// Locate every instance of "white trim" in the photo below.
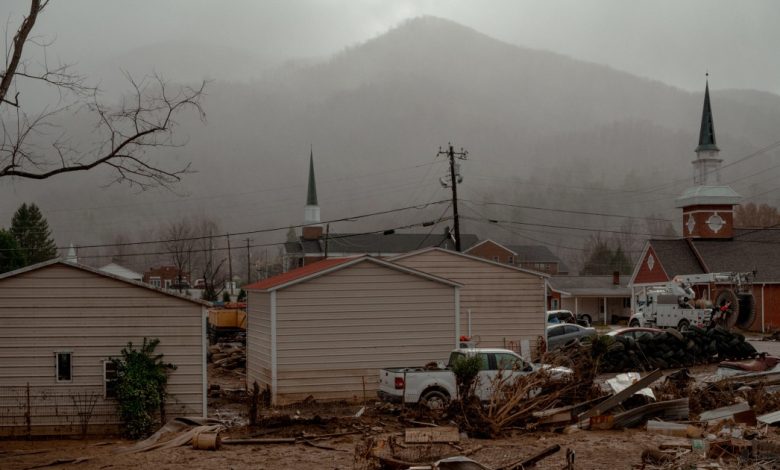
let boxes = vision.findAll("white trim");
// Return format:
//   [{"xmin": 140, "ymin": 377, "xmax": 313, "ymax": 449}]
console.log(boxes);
[
  {"xmin": 682, "ymin": 209, "xmax": 735, "ymax": 215},
  {"xmin": 0, "ymin": 258, "xmax": 210, "ymax": 306},
  {"xmin": 201, "ymin": 306, "xmax": 208, "ymax": 417},
  {"xmin": 454, "ymin": 287, "xmax": 461, "ymax": 347},
  {"xmin": 463, "ymin": 238, "xmax": 519, "ymax": 256},
  {"xmin": 628, "ymin": 241, "xmax": 651, "ymax": 287},
  {"xmin": 389, "ymin": 247, "xmax": 549, "ymax": 279},
  {"xmin": 270, "ymin": 290, "xmax": 278, "ymax": 406},
  {"xmin": 251, "ymin": 256, "xmax": 464, "ymax": 292}
]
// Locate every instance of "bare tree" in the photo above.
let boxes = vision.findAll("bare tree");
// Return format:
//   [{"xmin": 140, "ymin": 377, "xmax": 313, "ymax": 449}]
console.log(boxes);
[
  {"xmin": 163, "ymin": 218, "xmax": 196, "ymax": 292},
  {"xmin": 0, "ymin": 0, "xmax": 206, "ymax": 188},
  {"xmin": 735, "ymin": 202, "xmax": 780, "ymax": 228}
]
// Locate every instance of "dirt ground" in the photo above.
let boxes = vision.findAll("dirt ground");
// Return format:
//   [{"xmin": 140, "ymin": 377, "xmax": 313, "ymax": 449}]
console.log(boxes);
[
  {"xmin": 1, "ymin": 425, "xmax": 734, "ymax": 470},
  {"xmin": 3, "ymin": 338, "xmax": 780, "ymax": 470}
]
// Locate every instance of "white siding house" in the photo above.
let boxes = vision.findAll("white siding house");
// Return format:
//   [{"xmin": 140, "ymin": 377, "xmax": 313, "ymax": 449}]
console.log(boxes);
[
  {"xmin": 245, "ymin": 256, "xmax": 461, "ymax": 405},
  {"xmin": 0, "ymin": 260, "xmax": 208, "ymax": 437},
  {"xmin": 391, "ymin": 248, "xmax": 548, "ymax": 357}
]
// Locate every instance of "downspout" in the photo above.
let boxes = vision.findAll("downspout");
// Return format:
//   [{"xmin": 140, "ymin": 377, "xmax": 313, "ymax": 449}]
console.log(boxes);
[
  {"xmin": 762, "ymin": 284, "xmax": 766, "ymax": 333},
  {"xmin": 454, "ymin": 287, "xmax": 461, "ymax": 347},
  {"xmin": 201, "ymin": 306, "xmax": 208, "ymax": 417},
  {"xmin": 270, "ymin": 290, "xmax": 277, "ymax": 406}
]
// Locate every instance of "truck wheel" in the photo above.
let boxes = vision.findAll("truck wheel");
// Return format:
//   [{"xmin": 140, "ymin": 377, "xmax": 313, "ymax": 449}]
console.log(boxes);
[
  {"xmin": 580, "ymin": 314, "xmax": 592, "ymax": 327},
  {"xmin": 715, "ymin": 289, "xmax": 739, "ymax": 329},
  {"xmin": 629, "ymin": 319, "xmax": 640, "ymax": 327},
  {"xmin": 420, "ymin": 389, "xmax": 450, "ymax": 411},
  {"xmin": 677, "ymin": 319, "xmax": 690, "ymax": 333},
  {"xmin": 736, "ymin": 294, "xmax": 756, "ymax": 330}
]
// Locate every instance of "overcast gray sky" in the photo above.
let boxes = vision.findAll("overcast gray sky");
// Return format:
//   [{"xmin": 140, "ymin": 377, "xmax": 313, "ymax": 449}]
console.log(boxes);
[{"xmin": 3, "ymin": 0, "xmax": 779, "ymax": 94}]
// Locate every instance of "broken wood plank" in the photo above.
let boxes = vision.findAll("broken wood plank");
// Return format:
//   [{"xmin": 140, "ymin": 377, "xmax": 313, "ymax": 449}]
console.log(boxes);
[
  {"xmin": 404, "ymin": 426, "xmax": 460, "ymax": 443},
  {"xmin": 221, "ymin": 438, "xmax": 296, "ymax": 445},
  {"xmin": 579, "ymin": 369, "xmax": 663, "ymax": 421}
]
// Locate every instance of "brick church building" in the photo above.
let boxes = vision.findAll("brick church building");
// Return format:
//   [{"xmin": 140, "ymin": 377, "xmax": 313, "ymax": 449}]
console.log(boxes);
[{"xmin": 629, "ymin": 80, "xmax": 780, "ymax": 332}]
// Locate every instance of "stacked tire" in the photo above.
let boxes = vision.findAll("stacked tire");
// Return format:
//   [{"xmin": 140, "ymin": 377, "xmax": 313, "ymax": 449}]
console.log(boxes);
[{"xmin": 599, "ymin": 326, "xmax": 757, "ymax": 373}]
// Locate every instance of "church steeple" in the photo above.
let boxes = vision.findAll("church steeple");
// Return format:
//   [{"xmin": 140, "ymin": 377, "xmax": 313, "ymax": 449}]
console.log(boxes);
[
  {"xmin": 696, "ymin": 78, "xmax": 719, "ymax": 153},
  {"xmin": 306, "ymin": 145, "xmax": 318, "ymax": 206},
  {"xmin": 676, "ymin": 76, "xmax": 741, "ymax": 239},
  {"xmin": 303, "ymin": 146, "xmax": 321, "ymax": 227}
]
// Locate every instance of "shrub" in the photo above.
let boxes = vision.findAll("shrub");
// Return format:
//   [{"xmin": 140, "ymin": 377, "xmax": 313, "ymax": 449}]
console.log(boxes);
[
  {"xmin": 110, "ymin": 338, "xmax": 176, "ymax": 439},
  {"xmin": 222, "ymin": 290, "xmax": 231, "ymax": 302},
  {"xmin": 451, "ymin": 354, "xmax": 482, "ymax": 399}
]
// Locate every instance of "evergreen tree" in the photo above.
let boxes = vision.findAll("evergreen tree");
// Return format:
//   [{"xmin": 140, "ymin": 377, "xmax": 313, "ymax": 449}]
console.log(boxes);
[
  {"xmin": 10, "ymin": 203, "xmax": 58, "ymax": 265},
  {"xmin": 581, "ymin": 236, "xmax": 633, "ymax": 275},
  {"xmin": 0, "ymin": 229, "xmax": 25, "ymax": 273}
]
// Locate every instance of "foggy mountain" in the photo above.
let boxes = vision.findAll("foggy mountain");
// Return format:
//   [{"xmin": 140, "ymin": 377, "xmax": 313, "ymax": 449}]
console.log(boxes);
[{"xmin": 2, "ymin": 16, "xmax": 779, "ymax": 273}]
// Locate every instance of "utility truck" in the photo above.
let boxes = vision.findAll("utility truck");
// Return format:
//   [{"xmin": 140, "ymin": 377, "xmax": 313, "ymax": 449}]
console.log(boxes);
[
  {"xmin": 377, "ymin": 348, "xmax": 571, "ymax": 410},
  {"xmin": 629, "ymin": 272, "xmax": 754, "ymax": 331}
]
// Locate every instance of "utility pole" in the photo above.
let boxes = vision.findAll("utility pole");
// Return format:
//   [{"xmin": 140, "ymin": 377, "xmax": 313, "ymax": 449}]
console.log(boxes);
[
  {"xmin": 438, "ymin": 142, "xmax": 468, "ymax": 251},
  {"xmin": 245, "ymin": 238, "xmax": 252, "ymax": 285}
]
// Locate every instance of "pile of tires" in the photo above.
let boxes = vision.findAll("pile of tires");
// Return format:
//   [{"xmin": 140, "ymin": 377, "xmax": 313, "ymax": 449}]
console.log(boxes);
[{"xmin": 599, "ymin": 326, "xmax": 757, "ymax": 373}]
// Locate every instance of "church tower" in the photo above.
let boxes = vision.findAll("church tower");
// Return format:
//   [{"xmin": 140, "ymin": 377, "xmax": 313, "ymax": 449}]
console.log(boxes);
[
  {"xmin": 302, "ymin": 146, "xmax": 323, "ymax": 240},
  {"xmin": 675, "ymin": 78, "xmax": 741, "ymax": 239}
]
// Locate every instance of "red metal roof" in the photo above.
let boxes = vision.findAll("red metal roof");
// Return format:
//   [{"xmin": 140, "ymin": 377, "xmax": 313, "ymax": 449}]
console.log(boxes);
[{"xmin": 243, "ymin": 257, "xmax": 353, "ymax": 291}]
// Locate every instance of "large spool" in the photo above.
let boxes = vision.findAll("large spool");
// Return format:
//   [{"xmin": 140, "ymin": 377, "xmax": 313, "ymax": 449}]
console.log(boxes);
[{"xmin": 192, "ymin": 431, "xmax": 221, "ymax": 450}]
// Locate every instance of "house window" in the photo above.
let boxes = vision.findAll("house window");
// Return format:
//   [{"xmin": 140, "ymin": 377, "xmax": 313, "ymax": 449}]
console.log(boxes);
[
  {"xmin": 150, "ymin": 278, "xmax": 161, "ymax": 288},
  {"xmin": 507, "ymin": 255, "xmax": 514, "ymax": 264},
  {"xmin": 104, "ymin": 361, "xmax": 118, "ymax": 398},
  {"xmin": 551, "ymin": 298, "xmax": 560, "ymax": 309},
  {"xmin": 56, "ymin": 352, "xmax": 72, "ymax": 382},
  {"xmin": 492, "ymin": 256, "xmax": 500, "ymax": 262},
  {"xmin": 164, "ymin": 279, "xmax": 172, "ymax": 289}
]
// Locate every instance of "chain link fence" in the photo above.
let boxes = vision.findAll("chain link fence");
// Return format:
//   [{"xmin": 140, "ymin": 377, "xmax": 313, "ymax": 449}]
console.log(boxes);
[{"xmin": 0, "ymin": 384, "xmax": 119, "ymax": 437}]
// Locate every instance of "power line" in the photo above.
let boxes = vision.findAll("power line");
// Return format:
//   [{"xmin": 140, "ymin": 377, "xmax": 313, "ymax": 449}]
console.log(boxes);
[
  {"xmin": 68, "ymin": 216, "xmax": 454, "ymax": 261},
  {"xmin": 461, "ymin": 199, "xmax": 673, "ymax": 221},
  {"xmin": 0, "ymin": 200, "xmax": 449, "ymax": 253}
]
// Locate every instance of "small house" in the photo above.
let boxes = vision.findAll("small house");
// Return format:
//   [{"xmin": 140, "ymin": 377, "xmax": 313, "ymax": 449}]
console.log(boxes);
[
  {"xmin": 244, "ymin": 256, "xmax": 462, "ymax": 405},
  {"xmin": 0, "ymin": 259, "xmax": 208, "ymax": 437},
  {"xmin": 391, "ymin": 248, "xmax": 549, "ymax": 357}
]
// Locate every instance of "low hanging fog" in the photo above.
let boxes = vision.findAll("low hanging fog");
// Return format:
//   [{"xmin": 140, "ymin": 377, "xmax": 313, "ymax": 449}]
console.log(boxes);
[{"xmin": 1, "ymin": 0, "xmax": 779, "ymax": 275}]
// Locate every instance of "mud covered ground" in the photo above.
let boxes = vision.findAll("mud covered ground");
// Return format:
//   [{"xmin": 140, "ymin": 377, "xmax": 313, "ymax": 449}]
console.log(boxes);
[{"xmin": 3, "ymin": 338, "xmax": 780, "ymax": 469}]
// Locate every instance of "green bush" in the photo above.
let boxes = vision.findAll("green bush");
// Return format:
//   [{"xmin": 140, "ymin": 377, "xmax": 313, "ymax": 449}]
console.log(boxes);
[
  {"xmin": 451, "ymin": 355, "xmax": 482, "ymax": 399},
  {"xmin": 222, "ymin": 290, "xmax": 231, "ymax": 302},
  {"xmin": 110, "ymin": 338, "xmax": 176, "ymax": 439}
]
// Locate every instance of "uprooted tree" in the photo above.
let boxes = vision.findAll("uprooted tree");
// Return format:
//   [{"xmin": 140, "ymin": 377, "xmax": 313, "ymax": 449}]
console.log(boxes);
[{"xmin": 1, "ymin": 0, "xmax": 206, "ymax": 188}]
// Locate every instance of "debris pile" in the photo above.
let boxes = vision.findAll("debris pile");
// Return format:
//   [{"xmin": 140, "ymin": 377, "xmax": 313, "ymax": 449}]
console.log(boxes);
[
  {"xmin": 599, "ymin": 326, "xmax": 756, "ymax": 373},
  {"xmin": 208, "ymin": 342, "xmax": 246, "ymax": 371}
]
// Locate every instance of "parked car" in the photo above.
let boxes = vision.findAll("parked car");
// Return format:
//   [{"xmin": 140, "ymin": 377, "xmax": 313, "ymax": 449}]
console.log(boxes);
[
  {"xmin": 546, "ymin": 323, "xmax": 597, "ymax": 351},
  {"xmin": 546, "ymin": 309, "xmax": 591, "ymax": 327},
  {"xmin": 377, "ymin": 347, "xmax": 572, "ymax": 409}
]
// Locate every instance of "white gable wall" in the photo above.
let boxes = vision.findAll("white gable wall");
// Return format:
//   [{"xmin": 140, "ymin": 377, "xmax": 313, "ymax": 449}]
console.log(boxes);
[
  {"xmin": 393, "ymin": 249, "xmax": 546, "ymax": 354},
  {"xmin": 0, "ymin": 264, "xmax": 205, "ymax": 436}
]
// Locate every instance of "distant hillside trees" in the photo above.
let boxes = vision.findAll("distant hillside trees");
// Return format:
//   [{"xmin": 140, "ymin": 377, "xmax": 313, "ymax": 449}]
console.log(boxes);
[
  {"xmin": 581, "ymin": 235, "xmax": 633, "ymax": 276},
  {"xmin": 735, "ymin": 203, "xmax": 780, "ymax": 228},
  {"xmin": 10, "ymin": 203, "xmax": 57, "ymax": 266},
  {"xmin": 0, "ymin": 0, "xmax": 205, "ymax": 188}
]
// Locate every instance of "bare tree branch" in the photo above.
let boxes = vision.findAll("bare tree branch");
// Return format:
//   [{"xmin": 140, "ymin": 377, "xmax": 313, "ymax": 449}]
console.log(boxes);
[{"xmin": 0, "ymin": 0, "xmax": 206, "ymax": 188}]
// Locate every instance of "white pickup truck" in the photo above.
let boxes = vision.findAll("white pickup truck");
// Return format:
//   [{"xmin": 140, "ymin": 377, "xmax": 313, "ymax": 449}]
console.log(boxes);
[{"xmin": 377, "ymin": 348, "xmax": 571, "ymax": 409}]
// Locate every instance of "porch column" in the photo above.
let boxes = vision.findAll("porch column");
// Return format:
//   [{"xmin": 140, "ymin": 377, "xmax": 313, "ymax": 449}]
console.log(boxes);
[
  {"xmin": 603, "ymin": 296, "xmax": 607, "ymax": 325},
  {"xmin": 574, "ymin": 297, "xmax": 578, "ymax": 315}
]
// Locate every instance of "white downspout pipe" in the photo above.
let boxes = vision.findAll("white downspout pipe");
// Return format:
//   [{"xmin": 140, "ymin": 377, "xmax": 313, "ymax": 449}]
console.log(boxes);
[{"xmin": 762, "ymin": 284, "xmax": 766, "ymax": 333}]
